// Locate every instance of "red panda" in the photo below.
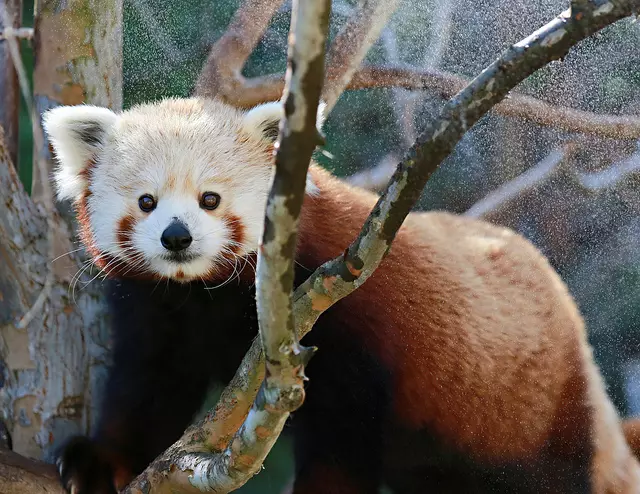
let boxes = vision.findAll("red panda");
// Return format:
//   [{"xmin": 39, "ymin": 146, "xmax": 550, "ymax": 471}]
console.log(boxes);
[{"xmin": 43, "ymin": 97, "xmax": 640, "ymax": 493}]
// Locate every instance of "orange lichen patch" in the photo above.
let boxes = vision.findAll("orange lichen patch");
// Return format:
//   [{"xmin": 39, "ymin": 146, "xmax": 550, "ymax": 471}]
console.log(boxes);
[
  {"xmin": 322, "ymin": 275, "xmax": 337, "ymax": 291},
  {"xmin": 255, "ymin": 426, "xmax": 271, "ymax": 440},
  {"xmin": 202, "ymin": 391, "xmax": 257, "ymax": 451},
  {"xmin": 63, "ymin": 305, "xmax": 74, "ymax": 315},
  {"xmin": 345, "ymin": 260, "xmax": 363, "ymax": 277},
  {"xmin": 235, "ymin": 454, "xmax": 258, "ymax": 468},
  {"xmin": 309, "ymin": 291, "xmax": 332, "ymax": 312}
]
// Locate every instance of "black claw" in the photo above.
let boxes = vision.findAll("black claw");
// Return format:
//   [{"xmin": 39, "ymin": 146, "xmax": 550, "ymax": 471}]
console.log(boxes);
[{"xmin": 56, "ymin": 436, "xmax": 117, "ymax": 494}]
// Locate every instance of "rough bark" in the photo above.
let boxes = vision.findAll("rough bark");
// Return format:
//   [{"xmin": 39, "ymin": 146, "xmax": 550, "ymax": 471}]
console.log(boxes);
[
  {"xmin": 0, "ymin": 0, "xmax": 122, "ymax": 470},
  {"xmin": 0, "ymin": 0, "xmax": 21, "ymax": 169},
  {"xmin": 0, "ymin": 448, "xmax": 64, "ymax": 494}
]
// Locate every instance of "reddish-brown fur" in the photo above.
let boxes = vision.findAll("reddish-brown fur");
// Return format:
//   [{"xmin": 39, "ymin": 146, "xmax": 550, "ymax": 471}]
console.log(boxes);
[
  {"xmin": 292, "ymin": 165, "xmax": 640, "ymax": 492},
  {"xmin": 623, "ymin": 419, "xmax": 640, "ymax": 459},
  {"xmin": 224, "ymin": 213, "xmax": 246, "ymax": 254}
]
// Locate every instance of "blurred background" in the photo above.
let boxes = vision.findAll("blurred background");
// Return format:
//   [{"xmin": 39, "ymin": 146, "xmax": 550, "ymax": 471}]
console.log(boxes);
[{"xmin": 11, "ymin": 0, "xmax": 640, "ymax": 491}]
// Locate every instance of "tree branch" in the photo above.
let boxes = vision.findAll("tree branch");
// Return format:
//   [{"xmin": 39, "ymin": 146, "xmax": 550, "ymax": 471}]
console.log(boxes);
[
  {"xmin": 120, "ymin": 2, "xmax": 640, "ymax": 494},
  {"xmin": 193, "ymin": 0, "xmax": 284, "ymax": 99},
  {"xmin": 321, "ymin": 0, "xmax": 400, "ymax": 113},
  {"xmin": 0, "ymin": 450, "xmax": 64, "ymax": 494},
  {"xmin": 349, "ymin": 65, "xmax": 640, "ymax": 140},
  {"xmin": 464, "ymin": 144, "xmax": 575, "ymax": 220},
  {"xmin": 0, "ymin": 0, "xmax": 21, "ymax": 168},
  {"xmin": 123, "ymin": 1, "xmax": 331, "ymax": 492}
]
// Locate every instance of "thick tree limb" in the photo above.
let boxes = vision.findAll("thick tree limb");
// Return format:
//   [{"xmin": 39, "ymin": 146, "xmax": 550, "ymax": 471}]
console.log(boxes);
[
  {"xmin": 123, "ymin": 1, "xmax": 331, "ymax": 492},
  {"xmin": 0, "ymin": 450, "xmax": 64, "ymax": 494},
  {"xmin": 0, "ymin": 0, "xmax": 119, "ymax": 465},
  {"xmin": 120, "ymin": 2, "xmax": 640, "ymax": 494}
]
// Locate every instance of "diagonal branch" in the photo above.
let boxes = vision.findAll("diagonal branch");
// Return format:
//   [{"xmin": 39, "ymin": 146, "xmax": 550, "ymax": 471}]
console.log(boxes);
[
  {"xmin": 122, "ymin": 1, "xmax": 331, "ymax": 492},
  {"xmin": 193, "ymin": 0, "xmax": 284, "ymax": 100},
  {"xmin": 321, "ymin": 0, "xmax": 401, "ymax": 113},
  {"xmin": 464, "ymin": 144, "xmax": 576, "ymax": 220}
]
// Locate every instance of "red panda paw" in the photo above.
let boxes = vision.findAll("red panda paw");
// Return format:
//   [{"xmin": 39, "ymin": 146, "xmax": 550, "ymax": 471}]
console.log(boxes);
[{"xmin": 56, "ymin": 435, "xmax": 117, "ymax": 494}]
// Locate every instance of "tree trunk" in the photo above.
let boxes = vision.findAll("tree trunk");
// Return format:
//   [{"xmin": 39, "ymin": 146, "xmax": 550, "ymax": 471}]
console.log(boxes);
[
  {"xmin": 0, "ymin": 0, "xmax": 122, "ymax": 463},
  {"xmin": 0, "ymin": 0, "xmax": 22, "ymax": 170}
]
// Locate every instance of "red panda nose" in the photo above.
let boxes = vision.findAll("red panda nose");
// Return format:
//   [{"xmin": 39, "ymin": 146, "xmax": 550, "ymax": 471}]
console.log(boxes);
[{"xmin": 161, "ymin": 221, "xmax": 192, "ymax": 252}]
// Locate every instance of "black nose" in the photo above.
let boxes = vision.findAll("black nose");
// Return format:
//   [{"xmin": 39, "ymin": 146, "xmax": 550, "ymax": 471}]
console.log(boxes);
[{"xmin": 161, "ymin": 222, "xmax": 192, "ymax": 252}]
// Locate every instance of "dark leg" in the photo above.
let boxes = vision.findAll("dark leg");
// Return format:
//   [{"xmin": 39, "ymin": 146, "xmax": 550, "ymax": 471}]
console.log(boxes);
[
  {"xmin": 57, "ymin": 278, "xmax": 257, "ymax": 494},
  {"xmin": 290, "ymin": 326, "xmax": 391, "ymax": 494}
]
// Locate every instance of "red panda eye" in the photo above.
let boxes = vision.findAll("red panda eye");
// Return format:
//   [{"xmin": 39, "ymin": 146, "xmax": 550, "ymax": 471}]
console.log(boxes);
[
  {"xmin": 138, "ymin": 194, "xmax": 156, "ymax": 212},
  {"xmin": 200, "ymin": 192, "xmax": 221, "ymax": 211}
]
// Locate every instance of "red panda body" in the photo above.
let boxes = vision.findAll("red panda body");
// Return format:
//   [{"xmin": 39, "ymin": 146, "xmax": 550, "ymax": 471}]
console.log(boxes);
[{"xmin": 43, "ymin": 98, "xmax": 640, "ymax": 493}]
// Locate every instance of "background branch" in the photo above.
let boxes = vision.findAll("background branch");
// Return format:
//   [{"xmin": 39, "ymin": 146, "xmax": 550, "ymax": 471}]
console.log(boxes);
[
  {"xmin": 193, "ymin": 0, "xmax": 284, "ymax": 100},
  {"xmin": 321, "ymin": 0, "xmax": 400, "ymax": 113},
  {"xmin": 465, "ymin": 144, "xmax": 575, "ymax": 220}
]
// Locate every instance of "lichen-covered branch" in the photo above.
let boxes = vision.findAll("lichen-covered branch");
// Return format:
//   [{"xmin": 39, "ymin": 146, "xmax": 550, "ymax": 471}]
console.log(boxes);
[
  {"xmin": 290, "ymin": 2, "xmax": 640, "ymax": 327},
  {"xmin": 122, "ymin": 1, "xmax": 331, "ymax": 493},
  {"xmin": 321, "ymin": 0, "xmax": 400, "ymax": 113},
  {"xmin": 256, "ymin": 0, "xmax": 329, "ymax": 410}
]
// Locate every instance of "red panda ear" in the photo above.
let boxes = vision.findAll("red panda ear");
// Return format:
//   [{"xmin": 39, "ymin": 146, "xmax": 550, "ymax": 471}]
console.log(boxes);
[
  {"xmin": 43, "ymin": 105, "xmax": 119, "ymax": 201},
  {"xmin": 241, "ymin": 100, "xmax": 326, "ymax": 144}
]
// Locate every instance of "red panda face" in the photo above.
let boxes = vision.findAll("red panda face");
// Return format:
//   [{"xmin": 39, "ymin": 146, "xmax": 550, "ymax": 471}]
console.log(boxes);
[{"xmin": 43, "ymin": 98, "xmax": 321, "ymax": 283}]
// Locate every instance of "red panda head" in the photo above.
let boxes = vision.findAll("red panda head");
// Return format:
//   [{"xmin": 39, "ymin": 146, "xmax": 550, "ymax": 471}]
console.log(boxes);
[{"xmin": 43, "ymin": 97, "xmax": 323, "ymax": 282}]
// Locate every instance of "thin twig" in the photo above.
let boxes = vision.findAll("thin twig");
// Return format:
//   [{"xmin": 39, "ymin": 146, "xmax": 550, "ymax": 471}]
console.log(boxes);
[
  {"xmin": 123, "ymin": 1, "xmax": 331, "ymax": 491},
  {"xmin": 464, "ymin": 145, "xmax": 574, "ymax": 219},
  {"xmin": 577, "ymin": 147, "xmax": 640, "ymax": 190},
  {"xmin": 1, "ymin": 3, "xmax": 55, "ymax": 330},
  {"xmin": 0, "ymin": 26, "xmax": 32, "ymax": 40},
  {"xmin": 345, "ymin": 153, "xmax": 399, "ymax": 192}
]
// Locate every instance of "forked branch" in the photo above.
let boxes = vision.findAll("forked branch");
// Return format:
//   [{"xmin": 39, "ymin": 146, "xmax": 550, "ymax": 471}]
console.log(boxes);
[{"xmin": 123, "ymin": 0, "xmax": 331, "ymax": 492}]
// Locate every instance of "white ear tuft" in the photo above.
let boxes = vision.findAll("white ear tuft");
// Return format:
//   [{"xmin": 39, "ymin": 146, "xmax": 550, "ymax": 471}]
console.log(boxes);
[
  {"xmin": 242, "ymin": 100, "xmax": 327, "ymax": 143},
  {"xmin": 43, "ymin": 105, "xmax": 119, "ymax": 200},
  {"xmin": 241, "ymin": 102, "xmax": 282, "ymax": 143}
]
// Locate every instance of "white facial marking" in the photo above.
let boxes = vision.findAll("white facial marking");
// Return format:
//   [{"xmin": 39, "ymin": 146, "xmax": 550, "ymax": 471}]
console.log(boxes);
[{"xmin": 47, "ymin": 97, "xmax": 322, "ymax": 282}]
